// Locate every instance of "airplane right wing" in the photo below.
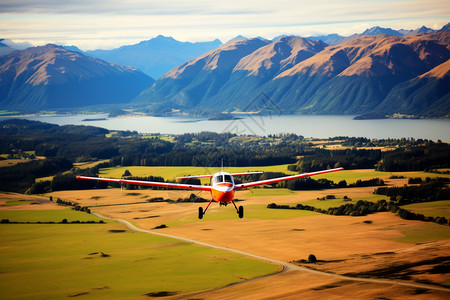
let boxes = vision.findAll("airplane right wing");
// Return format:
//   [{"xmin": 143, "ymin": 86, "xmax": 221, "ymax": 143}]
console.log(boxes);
[{"xmin": 234, "ymin": 167, "xmax": 344, "ymax": 190}]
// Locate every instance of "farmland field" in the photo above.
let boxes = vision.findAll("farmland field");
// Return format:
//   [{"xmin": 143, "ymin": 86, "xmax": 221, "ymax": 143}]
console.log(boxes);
[
  {"xmin": 0, "ymin": 197, "xmax": 279, "ymax": 300},
  {"xmin": 2, "ymin": 166, "xmax": 450, "ymax": 299},
  {"xmin": 401, "ymin": 200, "xmax": 450, "ymax": 219}
]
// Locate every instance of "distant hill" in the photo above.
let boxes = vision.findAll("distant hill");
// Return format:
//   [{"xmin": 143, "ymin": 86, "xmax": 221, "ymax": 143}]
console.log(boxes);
[
  {"xmin": 310, "ymin": 24, "xmax": 446, "ymax": 45},
  {"xmin": 86, "ymin": 35, "xmax": 222, "ymax": 79},
  {"xmin": 0, "ymin": 39, "xmax": 15, "ymax": 56},
  {"xmin": 135, "ymin": 31, "xmax": 450, "ymax": 118},
  {"xmin": 361, "ymin": 26, "xmax": 403, "ymax": 36},
  {"xmin": 0, "ymin": 44, "xmax": 153, "ymax": 112}
]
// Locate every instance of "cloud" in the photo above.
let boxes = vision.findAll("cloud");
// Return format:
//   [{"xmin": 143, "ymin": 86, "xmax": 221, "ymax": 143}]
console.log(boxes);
[{"xmin": 0, "ymin": 0, "xmax": 449, "ymax": 50}]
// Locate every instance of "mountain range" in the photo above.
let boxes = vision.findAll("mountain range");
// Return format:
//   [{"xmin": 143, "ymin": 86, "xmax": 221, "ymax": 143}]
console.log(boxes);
[
  {"xmin": 0, "ymin": 24, "xmax": 449, "ymax": 117},
  {"xmin": 135, "ymin": 29, "xmax": 450, "ymax": 118},
  {"xmin": 84, "ymin": 35, "xmax": 222, "ymax": 79},
  {"xmin": 0, "ymin": 44, "xmax": 153, "ymax": 112}
]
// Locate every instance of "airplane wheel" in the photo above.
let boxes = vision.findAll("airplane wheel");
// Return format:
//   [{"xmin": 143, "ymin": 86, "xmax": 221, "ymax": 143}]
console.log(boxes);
[
  {"xmin": 238, "ymin": 206, "xmax": 244, "ymax": 218},
  {"xmin": 198, "ymin": 207, "xmax": 204, "ymax": 219}
]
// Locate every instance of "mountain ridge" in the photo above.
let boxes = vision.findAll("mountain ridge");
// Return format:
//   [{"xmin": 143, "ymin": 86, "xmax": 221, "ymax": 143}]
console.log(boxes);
[
  {"xmin": 0, "ymin": 44, "xmax": 153, "ymax": 112},
  {"xmin": 135, "ymin": 30, "xmax": 450, "ymax": 118},
  {"xmin": 85, "ymin": 35, "xmax": 222, "ymax": 79}
]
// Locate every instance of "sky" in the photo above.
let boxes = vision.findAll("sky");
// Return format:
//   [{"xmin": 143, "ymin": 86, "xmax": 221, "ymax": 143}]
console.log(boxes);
[{"xmin": 1, "ymin": 0, "xmax": 449, "ymax": 50}]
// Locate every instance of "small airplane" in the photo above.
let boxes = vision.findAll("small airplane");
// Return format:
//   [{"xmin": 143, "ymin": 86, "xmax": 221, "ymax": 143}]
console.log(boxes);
[{"xmin": 77, "ymin": 167, "xmax": 343, "ymax": 219}]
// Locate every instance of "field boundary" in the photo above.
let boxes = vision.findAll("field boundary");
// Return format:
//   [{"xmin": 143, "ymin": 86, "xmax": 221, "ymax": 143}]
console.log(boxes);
[{"xmin": 93, "ymin": 212, "xmax": 450, "ymax": 296}]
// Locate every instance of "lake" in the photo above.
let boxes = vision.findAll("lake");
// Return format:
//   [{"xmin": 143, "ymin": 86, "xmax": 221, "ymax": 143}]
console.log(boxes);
[{"xmin": 8, "ymin": 114, "xmax": 450, "ymax": 141}]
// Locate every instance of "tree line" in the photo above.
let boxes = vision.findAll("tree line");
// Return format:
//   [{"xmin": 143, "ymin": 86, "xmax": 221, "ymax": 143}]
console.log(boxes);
[
  {"xmin": 268, "ymin": 199, "xmax": 449, "ymax": 226},
  {"xmin": 268, "ymin": 177, "xmax": 450, "ymax": 225},
  {"xmin": 1, "ymin": 119, "xmax": 449, "ymax": 194}
]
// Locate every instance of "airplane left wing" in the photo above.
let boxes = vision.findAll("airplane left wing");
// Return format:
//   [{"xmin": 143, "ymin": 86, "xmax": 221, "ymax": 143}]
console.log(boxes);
[
  {"xmin": 76, "ymin": 176, "xmax": 212, "ymax": 191},
  {"xmin": 234, "ymin": 167, "xmax": 344, "ymax": 190}
]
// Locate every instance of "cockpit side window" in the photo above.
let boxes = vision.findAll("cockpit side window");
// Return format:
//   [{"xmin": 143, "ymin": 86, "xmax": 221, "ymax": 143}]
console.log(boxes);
[
  {"xmin": 224, "ymin": 175, "xmax": 233, "ymax": 183},
  {"xmin": 214, "ymin": 175, "xmax": 223, "ymax": 184}
]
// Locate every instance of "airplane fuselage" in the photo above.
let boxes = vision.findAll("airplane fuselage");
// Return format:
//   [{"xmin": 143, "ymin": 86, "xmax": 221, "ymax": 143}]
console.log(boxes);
[{"xmin": 210, "ymin": 172, "xmax": 235, "ymax": 204}]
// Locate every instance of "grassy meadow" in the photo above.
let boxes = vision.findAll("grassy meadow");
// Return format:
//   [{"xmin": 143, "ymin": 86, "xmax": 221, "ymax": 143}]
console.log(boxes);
[
  {"xmin": 401, "ymin": 200, "xmax": 450, "ymax": 219},
  {"xmin": 0, "ymin": 208, "xmax": 279, "ymax": 299},
  {"xmin": 390, "ymin": 222, "xmax": 450, "ymax": 244}
]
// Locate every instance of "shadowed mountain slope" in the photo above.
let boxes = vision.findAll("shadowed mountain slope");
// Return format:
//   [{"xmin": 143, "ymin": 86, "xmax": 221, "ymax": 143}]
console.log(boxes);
[
  {"xmin": 135, "ymin": 31, "xmax": 450, "ymax": 117},
  {"xmin": 134, "ymin": 38, "xmax": 271, "ymax": 108},
  {"xmin": 0, "ymin": 44, "xmax": 153, "ymax": 112}
]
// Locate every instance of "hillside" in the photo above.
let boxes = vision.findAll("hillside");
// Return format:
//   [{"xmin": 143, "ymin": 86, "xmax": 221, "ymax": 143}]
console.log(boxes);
[
  {"xmin": 0, "ymin": 44, "xmax": 153, "ymax": 112},
  {"xmin": 86, "ymin": 35, "xmax": 222, "ymax": 79},
  {"xmin": 0, "ymin": 39, "xmax": 15, "ymax": 56},
  {"xmin": 135, "ymin": 31, "xmax": 450, "ymax": 117},
  {"xmin": 134, "ymin": 37, "xmax": 327, "ymax": 112},
  {"xmin": 134, "ymin": 38, "xmax": 271, "ymax": 109}
]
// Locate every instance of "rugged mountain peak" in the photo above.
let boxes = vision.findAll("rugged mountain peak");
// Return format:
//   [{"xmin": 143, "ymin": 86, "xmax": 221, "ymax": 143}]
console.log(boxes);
[
  {"xmin": 362, "ymin": 26, "xmax": 403, "ymax": 36},
  {"xmin": 163, "ymin": 38, "xmax": 269, "ymax": 79},
  {"xmin": 137, "ymin": 30, "xmax": 449, "ymax": 117},
  {"xmin": 234, "ymin": 36, "xmax": 327, "ymax": 77}
]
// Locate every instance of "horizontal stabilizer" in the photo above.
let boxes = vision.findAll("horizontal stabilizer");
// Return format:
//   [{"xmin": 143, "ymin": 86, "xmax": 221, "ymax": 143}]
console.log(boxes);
[
  {"xmin": 177, "ymin": 174, "xmax": 214, "ymax": 180},
  {"xmin": 177, "ymin": 171, "xmax": 264, "ymax": 181},
  {"xmin": 231, "ymin": 171, "xmax": 263, "ymax": 176}
]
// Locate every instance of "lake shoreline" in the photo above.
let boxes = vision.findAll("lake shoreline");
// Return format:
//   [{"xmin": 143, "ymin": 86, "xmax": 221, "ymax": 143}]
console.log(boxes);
[{"xmin": 1, "ymin": 113, "xmax": 449, "ymax": 141}]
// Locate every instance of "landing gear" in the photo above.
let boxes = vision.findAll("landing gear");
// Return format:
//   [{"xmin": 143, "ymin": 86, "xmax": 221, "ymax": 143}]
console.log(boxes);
[
  {"xmin": 198, "ymin": 200, "xmax": 244, "ymax": 219},
  {"xmin": 198, "ymin": 199, "xmax": 214, "ymax": 219},
  {"xmin": 232, "ymin": 200, "xmax": 244, "ymax": 218},
  {"xmin": 238, "ymin": 205, "xmax": 244, "ymax": 218}
]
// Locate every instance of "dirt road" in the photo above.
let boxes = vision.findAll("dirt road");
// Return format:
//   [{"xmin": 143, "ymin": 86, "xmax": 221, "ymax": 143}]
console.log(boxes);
[{"xmin": 94, "ymin": 212, "xmax": 450, "ymax": 298}]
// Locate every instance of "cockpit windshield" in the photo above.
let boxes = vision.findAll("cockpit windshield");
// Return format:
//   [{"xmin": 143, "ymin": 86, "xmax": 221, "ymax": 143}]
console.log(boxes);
[{"xmin": 213, "ymin": 174, "xmax": 233, "ymax": 184}]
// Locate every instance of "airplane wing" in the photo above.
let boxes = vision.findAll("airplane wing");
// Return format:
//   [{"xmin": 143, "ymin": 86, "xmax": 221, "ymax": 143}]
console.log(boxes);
[
  {"xmin": 234, "ymin": 167, "xmax": 344, "ymax": 190},
  {"xmin": 76, "ymin": 176, "xmax": 212, "ymax": 191}
]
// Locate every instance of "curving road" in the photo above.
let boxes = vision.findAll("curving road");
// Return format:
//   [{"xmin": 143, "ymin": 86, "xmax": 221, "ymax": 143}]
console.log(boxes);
[{"xmin": 94, "ymin": 213, "xmax": 450, "ymax": 295}]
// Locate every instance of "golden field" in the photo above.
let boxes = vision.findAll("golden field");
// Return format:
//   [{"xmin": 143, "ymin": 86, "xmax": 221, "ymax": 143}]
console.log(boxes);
[{"xmin": 1, "ymin": 170, "xmax": 449, "ymax": 299}]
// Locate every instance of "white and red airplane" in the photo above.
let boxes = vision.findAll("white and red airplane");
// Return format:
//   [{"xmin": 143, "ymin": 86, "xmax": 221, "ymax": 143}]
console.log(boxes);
[{"xmin": 77, "ymin": 167, "xmax": 343, "ymax": 219}]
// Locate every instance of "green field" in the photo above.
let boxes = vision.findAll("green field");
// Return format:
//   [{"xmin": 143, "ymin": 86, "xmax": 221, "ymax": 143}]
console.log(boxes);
[
  {"xmin": 0, "ymin": 208, "xmax": 103, "ymax": 223},
  {"xmin": 2, "ymin": 199, "xmax": 40, "ymax": 206},
  {"xmin": 0, "ymin": 210, "xmax": 279, "ymax": 300},
  {"xmin": 314, "ymin": 169, "xmax": 387, "ymax": 184},
  {"xmin": 244, "ymin": 188, "xmax": 297, "ymax": 197},
  {"xmin": 314, "ymin": 169, "xmax": 450, "ymax": 184},
  {"xmin": 401, "ymin": 200, "xmax": 450, "ymax": 219},
  {"xmin": 390, "ymin": 222, "xmax": 450, "ymax": 244}
]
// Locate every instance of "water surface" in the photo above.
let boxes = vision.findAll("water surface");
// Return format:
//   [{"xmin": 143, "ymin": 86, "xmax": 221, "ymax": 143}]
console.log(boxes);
[{"xmin": 10, "ymin": 114, "xmax": 450, "ymax": 141}]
